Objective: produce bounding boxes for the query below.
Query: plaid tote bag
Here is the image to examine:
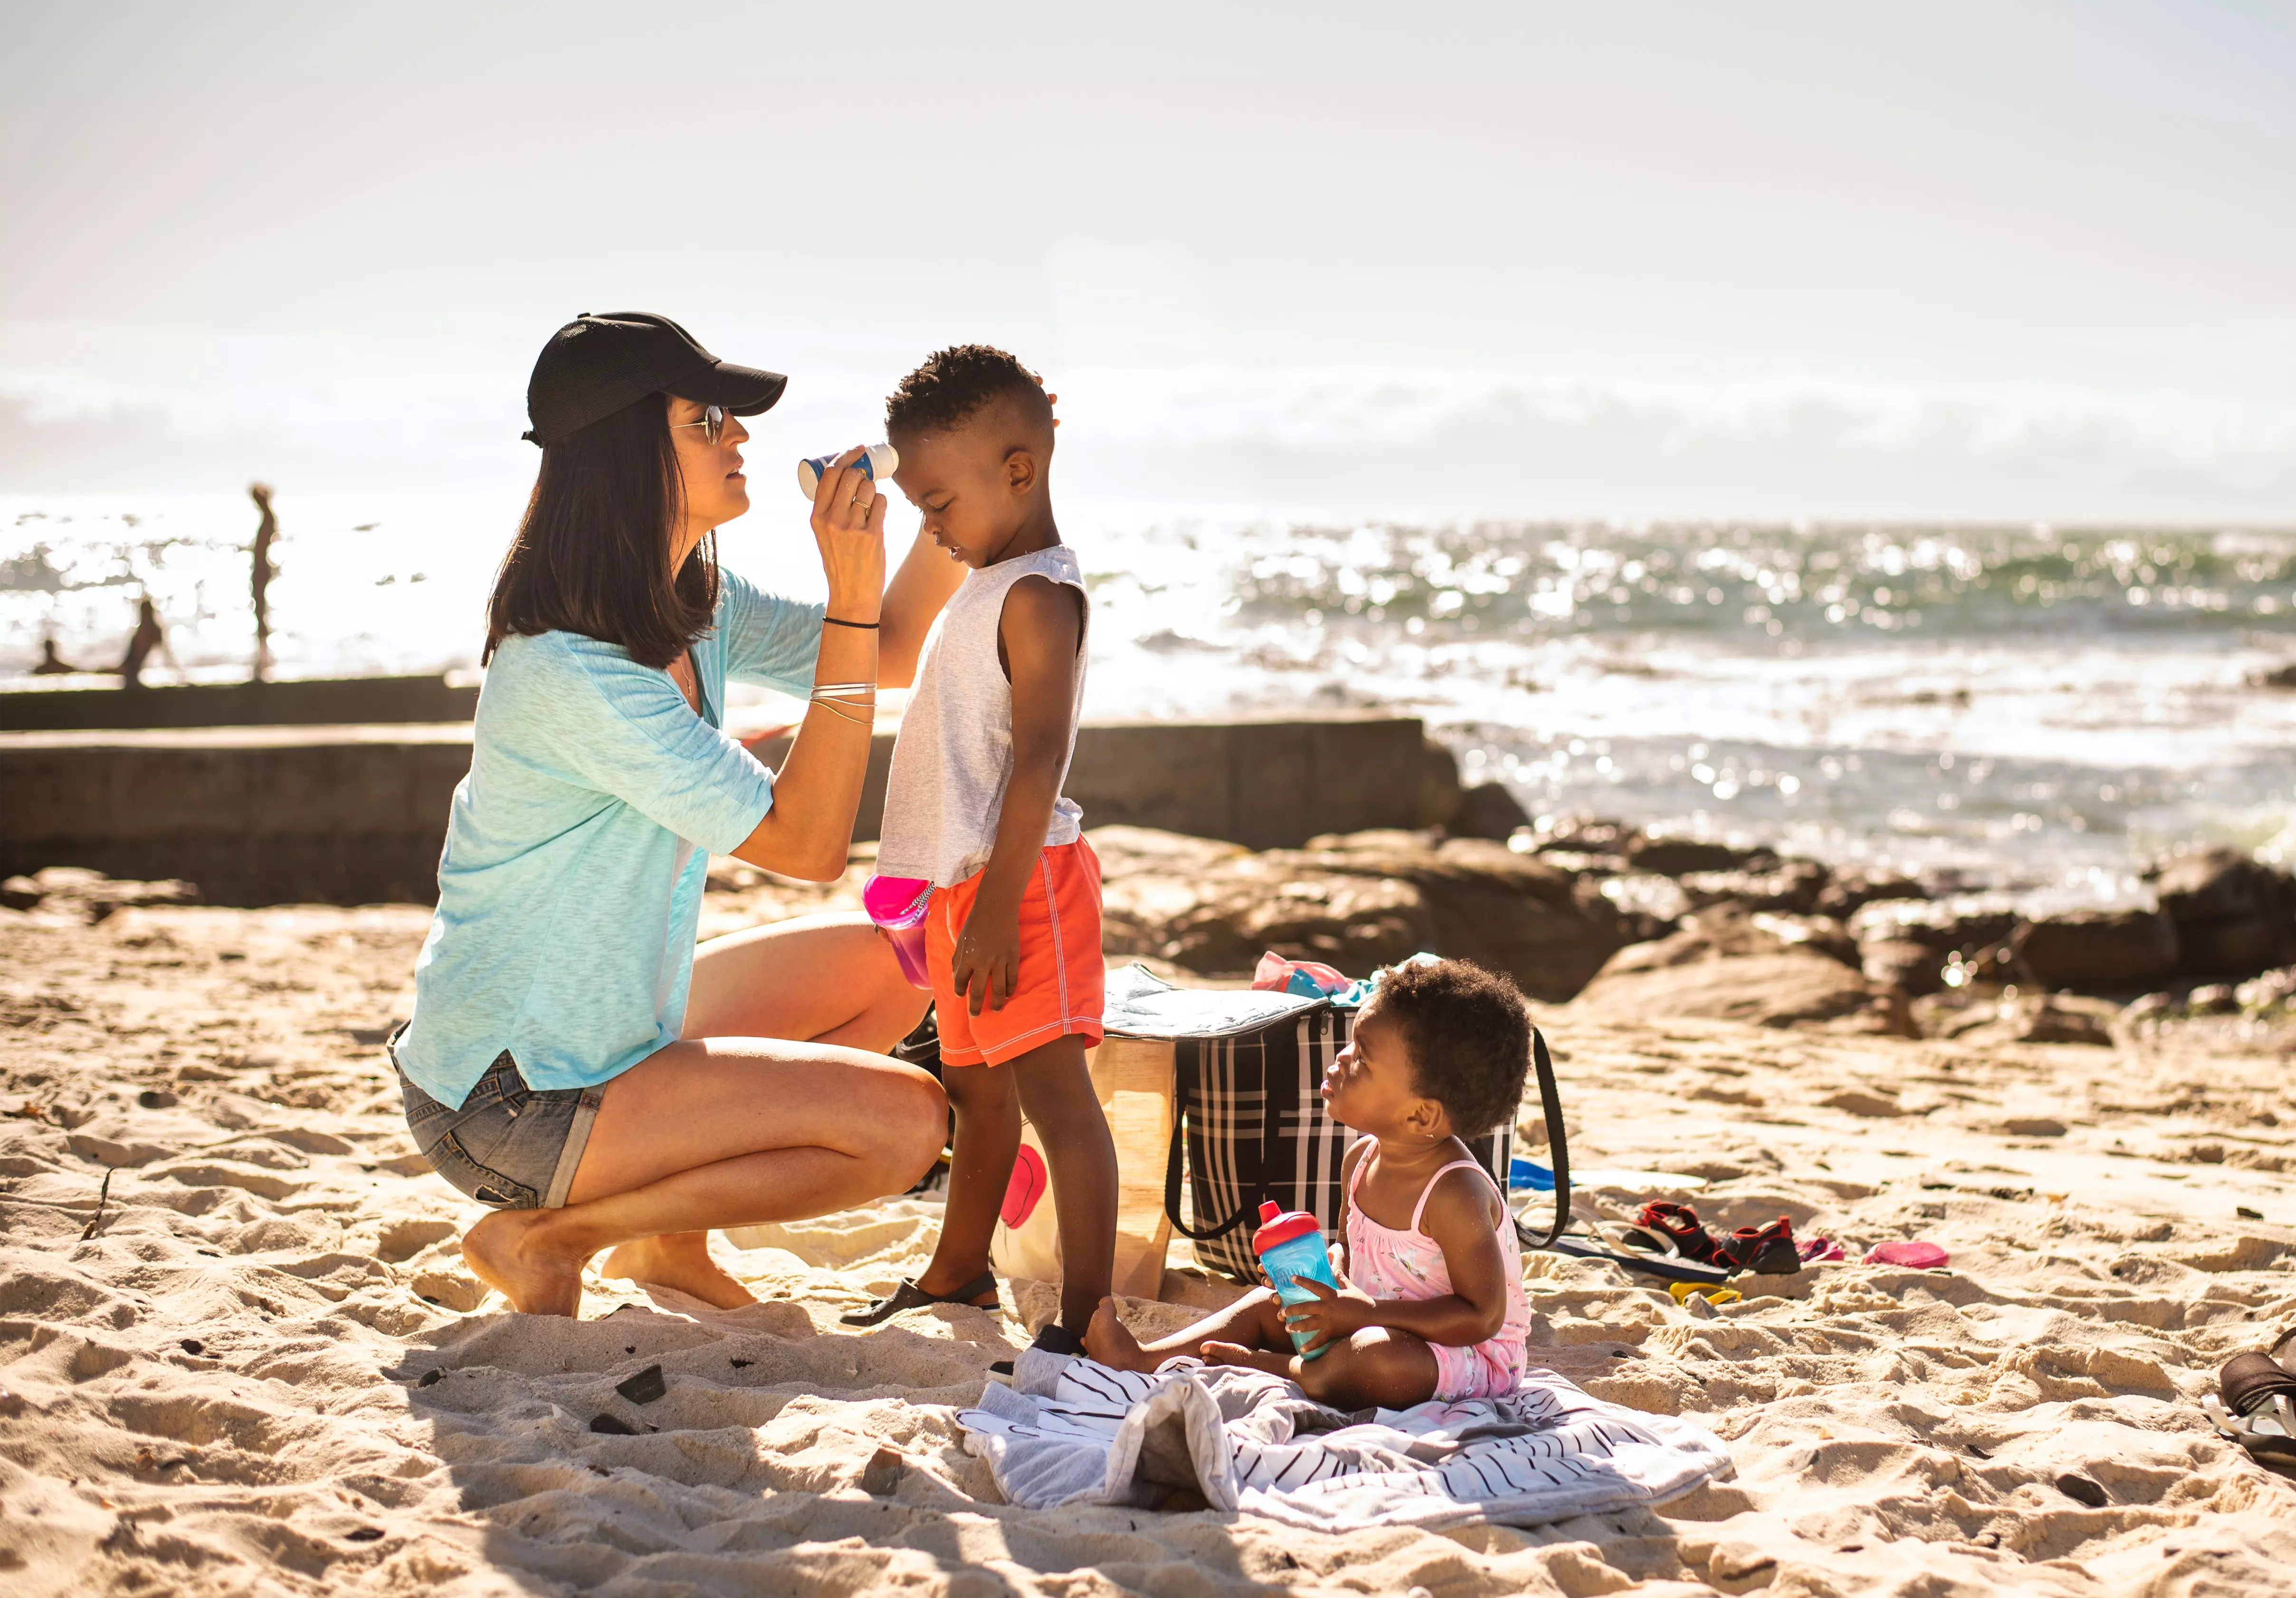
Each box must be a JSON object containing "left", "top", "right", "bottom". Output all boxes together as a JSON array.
[{"left": 1163, "top": 1003, "right": 1519, "bottom": 1282}]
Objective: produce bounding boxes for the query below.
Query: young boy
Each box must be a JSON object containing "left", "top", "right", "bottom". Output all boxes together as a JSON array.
[{"left": 840, "top": 345, "right": 1115, "bottom": 1351}]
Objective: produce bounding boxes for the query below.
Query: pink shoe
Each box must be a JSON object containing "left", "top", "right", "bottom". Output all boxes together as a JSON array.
[{"left": 1864, "top": 1239, "right": 1949, "bottom": 1269}]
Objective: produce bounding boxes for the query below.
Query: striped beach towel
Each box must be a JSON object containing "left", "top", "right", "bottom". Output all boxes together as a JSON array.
[{"left": 958, "top": 1348, "right": 1730, "bottom": 1531}]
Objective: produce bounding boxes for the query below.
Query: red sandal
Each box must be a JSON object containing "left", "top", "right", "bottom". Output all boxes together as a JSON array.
[
  {"left": 1637, "top": 1201, "right": 1726, "bottom": 1265},
  {"left": 1719, "top": 1216, "right": 1801, "bottom": 1275}
]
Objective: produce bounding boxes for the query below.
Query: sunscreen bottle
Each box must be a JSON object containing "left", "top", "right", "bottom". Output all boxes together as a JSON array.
[{"left": 797, "top": 444, "right": 899, "bottom": 498}]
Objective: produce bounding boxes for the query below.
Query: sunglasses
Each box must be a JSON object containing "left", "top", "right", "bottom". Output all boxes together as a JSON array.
[{"left": 669, "top": 404, "right": 729, "bottom": 445}]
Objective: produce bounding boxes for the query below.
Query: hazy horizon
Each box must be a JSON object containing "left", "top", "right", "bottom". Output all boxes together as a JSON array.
[{"left": 5, "top": 1, "right": 2293, "bottom": 521}]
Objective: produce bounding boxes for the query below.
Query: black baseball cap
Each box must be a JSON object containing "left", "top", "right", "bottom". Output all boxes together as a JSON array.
[{"left": 523, "top": 312, "right": 788, "bottom": 446}]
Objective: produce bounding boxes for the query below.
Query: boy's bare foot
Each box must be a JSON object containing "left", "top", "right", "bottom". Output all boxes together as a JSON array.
[
  {"left": 599, "top": 1233, "right": 757, "bottom": 1310},
  {"left": 463, "top": 1209, "right": 584, "bottom": 1317},
  {"left": 1201, "top": 1339, "right": 1299, "bottom": 1381},
  {"left": 1084, "top": 1295, "right": 1154, "bottom": 1371}
]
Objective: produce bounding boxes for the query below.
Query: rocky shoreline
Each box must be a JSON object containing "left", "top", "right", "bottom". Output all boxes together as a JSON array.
[{"left": 14, "top": 811, "right": 2293, "bottom": 1055}]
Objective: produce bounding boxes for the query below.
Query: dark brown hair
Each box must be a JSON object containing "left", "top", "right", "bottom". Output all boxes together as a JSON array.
[
  {"left": 1372, "top": 958, "right": 1532, "bottom": 1139},
  {"left": 484, "top": 394, "right": 714, "bottom": 668}
]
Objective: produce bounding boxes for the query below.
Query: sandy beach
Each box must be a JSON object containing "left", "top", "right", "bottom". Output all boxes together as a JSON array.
[{"left": 5, "top": 860, "right": 2295, "bottom": 1597}]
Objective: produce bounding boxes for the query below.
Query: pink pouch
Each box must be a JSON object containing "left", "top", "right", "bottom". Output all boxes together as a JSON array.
[
  {"left": 1864, "top": 1239, "right": 1949, "bottom": 1269},
  {"left": 1002, "top": 1144, "right": 1048, "bottom": 1228},
  {"left": 864, "top": 874, "right": 934, "bottom": 991},
  {"left": 1252, "top": 952, "right": 1352, "bottom": 995}
]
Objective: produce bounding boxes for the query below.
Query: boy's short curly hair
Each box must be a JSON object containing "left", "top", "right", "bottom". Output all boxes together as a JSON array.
[
  {"left": 1372, "top": 958, "right": 1532, "bottom": 1139},
  {"left": 885, "top": 344, "right": 1049, "bottom": 440}
]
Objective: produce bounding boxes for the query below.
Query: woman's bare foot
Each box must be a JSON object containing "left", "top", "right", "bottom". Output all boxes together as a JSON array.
[
  {"left": 1202, "top": 1339, "right": 1299, "bottom": 1381},
  {"left": 598, "top": 1231, "right": 757, "bottom": 1310},
  {"left": 463, "top": 1209, "right": 586, "bottom": 1317},
  {"left": 1084, "top": 1295, "right": 1158, "bottom": 1371}
]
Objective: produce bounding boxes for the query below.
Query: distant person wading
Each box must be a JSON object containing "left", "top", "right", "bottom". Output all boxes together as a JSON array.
[
  {"left": 389, "top": 313, "right": 965, "bottom": 1317},
  {"left": 248, "top": 481, "right": 278, "bottom": 682}
]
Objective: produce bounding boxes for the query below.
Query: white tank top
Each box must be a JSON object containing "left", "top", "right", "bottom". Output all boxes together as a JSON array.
[{"left": 876, "top": 544, "right": 1089, "bottom": 887}]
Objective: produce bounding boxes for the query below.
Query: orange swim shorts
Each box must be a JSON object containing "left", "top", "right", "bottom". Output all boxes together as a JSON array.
[{"left": 927, "top": 838, "right": 1105, "bottom": 1067}]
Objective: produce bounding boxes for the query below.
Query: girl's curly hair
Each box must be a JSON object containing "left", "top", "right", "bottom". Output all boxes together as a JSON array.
[{"left": 1372, "top": 958, "right": 1532, "bottom": 1139}]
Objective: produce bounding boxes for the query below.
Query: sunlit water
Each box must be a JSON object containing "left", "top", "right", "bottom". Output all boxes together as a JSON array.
[{"left": 9, "top": 490, "right": 2295, "bottom": 899}]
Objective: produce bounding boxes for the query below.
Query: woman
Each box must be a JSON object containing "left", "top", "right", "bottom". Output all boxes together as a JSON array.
[{"left": 391, "top": 312, "right": 963, "bottom": 1317}]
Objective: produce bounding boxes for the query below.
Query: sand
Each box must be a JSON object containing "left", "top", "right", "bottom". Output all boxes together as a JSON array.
[{"left": 6, "top": 891, "right": 2296, "bottom": 1596}]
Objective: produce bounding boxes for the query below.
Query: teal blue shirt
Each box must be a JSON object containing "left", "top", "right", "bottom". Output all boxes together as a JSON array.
[{"left": 398, "top": 570, "right": 823, "bottom": 1108}]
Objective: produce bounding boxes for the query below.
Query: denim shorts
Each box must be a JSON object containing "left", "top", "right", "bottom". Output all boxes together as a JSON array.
[{"left": 391, "top": 1029, "right": 605, "bottom": 1211}]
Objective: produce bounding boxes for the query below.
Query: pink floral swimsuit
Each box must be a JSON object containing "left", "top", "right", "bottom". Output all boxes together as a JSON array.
[{"left": 1343, "top": 1139, "right": 1533, "bottom": 1401}]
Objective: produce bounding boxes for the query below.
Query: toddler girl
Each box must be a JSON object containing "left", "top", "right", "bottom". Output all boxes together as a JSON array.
[{"left": 1086, "top": 958, "right": 1534, "bottom": 1410}]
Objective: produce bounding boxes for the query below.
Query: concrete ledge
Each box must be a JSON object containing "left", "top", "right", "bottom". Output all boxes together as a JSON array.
[
  {"left": 1, "top": 715, "right": 1448, "bottom": 905},
  {"left": 0, "top": 674, "right": 477, "bottom": 732}
]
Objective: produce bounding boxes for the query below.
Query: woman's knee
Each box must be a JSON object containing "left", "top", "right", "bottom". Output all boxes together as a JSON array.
[{"left": 879, "top": 1064, "right": 949, "bottom": 1183}]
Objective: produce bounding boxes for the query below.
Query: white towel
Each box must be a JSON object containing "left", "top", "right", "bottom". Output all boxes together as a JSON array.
[{"left": 958, "top": 1348, "right": 1732, "bottom": 1532}]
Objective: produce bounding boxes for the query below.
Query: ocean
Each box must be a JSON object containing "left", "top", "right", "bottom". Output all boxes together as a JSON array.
[{"left": 8, "top": 489, "right": 2294, "bottom": 900}]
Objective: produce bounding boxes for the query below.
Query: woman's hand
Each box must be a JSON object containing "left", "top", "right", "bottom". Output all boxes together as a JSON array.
[
  {"left": 808, "top": 446, "right": 888, "bottom": 619},
  {"left": 1277, "top": 1273, "right": 1378, "bottom": 1354}
]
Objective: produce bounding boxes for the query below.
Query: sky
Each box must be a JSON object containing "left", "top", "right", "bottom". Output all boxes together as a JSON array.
[{"left": 3, "top": 0, "right": 2293, "bottom": 520}]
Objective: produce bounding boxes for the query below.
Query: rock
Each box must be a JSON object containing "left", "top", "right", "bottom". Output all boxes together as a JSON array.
[
  {"left": 1530, "top": 813, "right": 1642, "bottom": 856},
  {"left": 2148, "top": 848, "right": 2296, "bottom": 978},
  {"left": 860, "top": 1445, "right": 907, "bottom": 1497},
  {"left": 1595, "top": 873, "right": 1693, "bottom": 928},
  {"left": 1910, "top": 991, "right": 1985, "bottom": 1036},
  {"left": 1571, "top": 948, "right": 1877, "bottom": 1029},
  {"left": 1748, "top": 912, "right": 1861, "bottom": 968},
  {"left": 1813, "top": 870, "right": 1929, "bottom": 919},
  {"left": 2188, "top": 983, "right": 2239, "bottom": 1015},
  {"left": 2012, "top": 909, "right": 2179, "bottom": 992},
  {"left": 1419, "top": 741, "right": 1464, "bottom": 831},
  {"left": 1862, "top": 938, "right": 1945, "bottom": 997},
  {"left": 1451, "top": 781, "right": 1531, "bottom": 841},
  {"left": 1678, "top": 860, "right": 1830, "bottom": 915},
  {"left": 2179, "top": 918, "right": 2294, "bottom": 980},
  {"left": 1950, "top": 995, "right": 2118, "bottom": 1048},
  {"left": 2235, "top": 967, "right": 2296, "bottom": 1014},
  {"left": 1834, "top": 990, "right": 1922, "bottom": 1038},
  {"left": 1820, "top": 1089, "right": 1905, "bottom": 1117},
  {"left": 1595, "top": 905, "right": 1823, "bottom": 972},
  {"left": 1536, "top": 849, "right": 1632, "bottom": 879},
  {"left": 1094, "top": 826, "right": 1628, "bottom": 1001},
  {"left": 2252, "top": 663, "right": 2296, "bottom": 690},
  {"left": 1089, "top": 826, "right": 1252, "bottom": 878},
  {"left": 2153, "top": 847, "right": 2286, "bottom": 925},
  {"left": 11, "top": 867, "right": 199, "bottom": 923},
  {"left": 1626, "top": 836, "right": 1762, "bottom": 876},
  {"left": 614, "top": 1365, "right": 668, "bottom": 1405},
  {"left": 1853, "top": 896, "right": 2020, "bottom": 957},
  {"left": 2123, "top": 992, "right": 2177, "bottom": 1022}
]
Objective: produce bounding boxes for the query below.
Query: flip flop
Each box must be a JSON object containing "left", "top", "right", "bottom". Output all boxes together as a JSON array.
[
  {"left": 840, "top": 1270, "right": 1000, "bottom": 1327},
  {"left": 2203, "top": 1328, "right": 2296, "bottom": 1479}
]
